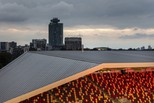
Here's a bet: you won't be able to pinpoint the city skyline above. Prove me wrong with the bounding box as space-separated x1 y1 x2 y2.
0 0 154 48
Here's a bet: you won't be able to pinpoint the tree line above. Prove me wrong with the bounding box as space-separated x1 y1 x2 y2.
0 49 24 69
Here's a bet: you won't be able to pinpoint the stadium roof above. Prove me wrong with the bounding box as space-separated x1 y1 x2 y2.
34 51 154 64
0 51 154 103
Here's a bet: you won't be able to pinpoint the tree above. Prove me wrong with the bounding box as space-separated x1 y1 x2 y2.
0 52 13 69
0 63 3 69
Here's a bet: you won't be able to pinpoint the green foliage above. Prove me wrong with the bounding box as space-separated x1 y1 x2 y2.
0 63 3 69
0 52 13 69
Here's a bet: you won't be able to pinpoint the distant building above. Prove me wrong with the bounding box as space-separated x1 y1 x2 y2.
30 39 47 51
49 18 63 49
94 47 111 51
0 41 17 53
23 44 30 52
9 41 17 49
65 37 82 50
0 42 9 52
141 46 145 50
136 47 140 51
148 45 152 50
12 46 24 58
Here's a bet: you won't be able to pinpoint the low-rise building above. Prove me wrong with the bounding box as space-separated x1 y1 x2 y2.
30 39 47 51
0 42 10 52
65 37 82 50
9 41 17 49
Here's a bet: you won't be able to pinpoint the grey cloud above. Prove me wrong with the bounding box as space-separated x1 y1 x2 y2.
61 0 154 28
120 33 154 39
0 0 154 28
1 0 154 48
0 2 28 22
104 0 153 16
43 1 74 18
52 1 73 11
0 1 74 24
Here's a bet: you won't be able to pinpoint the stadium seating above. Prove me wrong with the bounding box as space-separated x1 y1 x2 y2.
20 69 154 103
20 91 58 103
88 71 154 103
51 76 112 103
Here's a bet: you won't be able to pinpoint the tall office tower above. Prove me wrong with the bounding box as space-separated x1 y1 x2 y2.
49 18 63 48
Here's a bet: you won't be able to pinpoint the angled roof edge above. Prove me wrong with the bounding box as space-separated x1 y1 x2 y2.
5 62 154 103
0 52 28 73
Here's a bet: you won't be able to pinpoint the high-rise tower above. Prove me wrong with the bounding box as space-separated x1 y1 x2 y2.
48 18 63 47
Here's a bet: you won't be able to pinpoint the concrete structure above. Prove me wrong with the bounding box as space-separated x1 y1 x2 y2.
9 41 17 49
30 39 47 51
48 18 63 49
0 42 9 52
148 45 152 50
65 37 82 50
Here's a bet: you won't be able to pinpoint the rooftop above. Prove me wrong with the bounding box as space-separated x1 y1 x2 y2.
0 51 154 103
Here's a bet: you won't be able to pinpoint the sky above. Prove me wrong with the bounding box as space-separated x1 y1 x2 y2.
0 0 154 49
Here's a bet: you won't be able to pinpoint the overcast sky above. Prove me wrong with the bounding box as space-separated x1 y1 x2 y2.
0 0 154 49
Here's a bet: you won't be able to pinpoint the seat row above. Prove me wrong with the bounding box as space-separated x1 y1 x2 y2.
88 71 154 103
